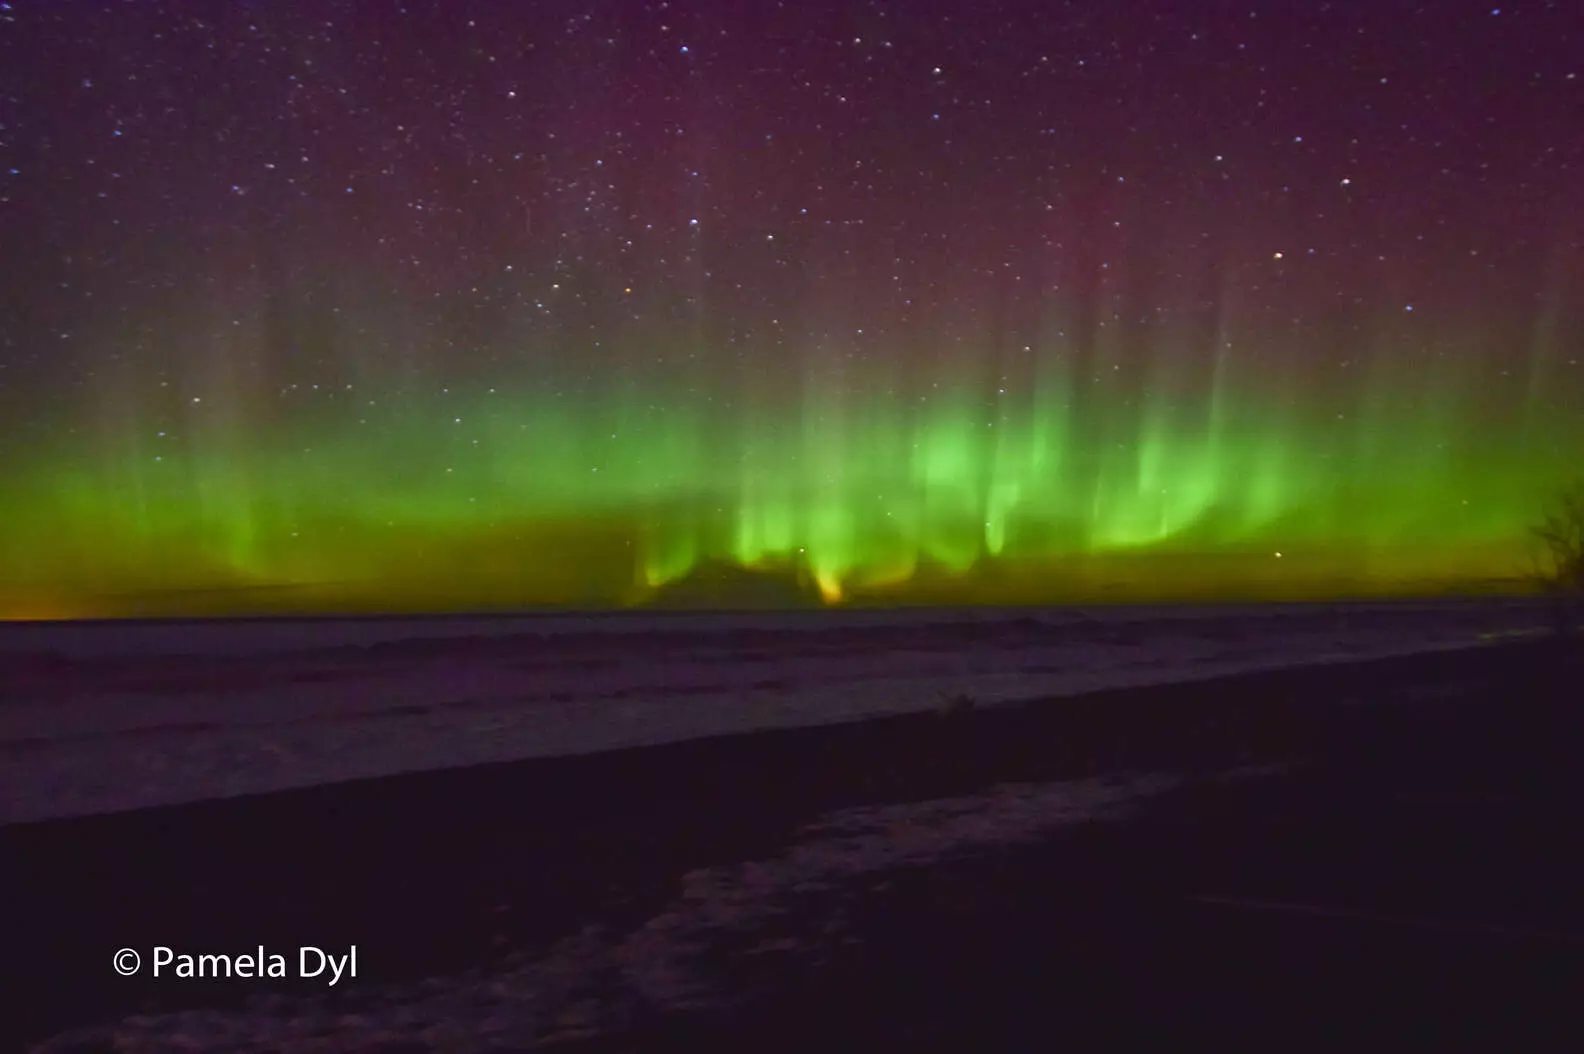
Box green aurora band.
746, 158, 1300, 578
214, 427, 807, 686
2, 313, 1578, 619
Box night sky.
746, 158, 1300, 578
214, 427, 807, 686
1, 0, 1580, 617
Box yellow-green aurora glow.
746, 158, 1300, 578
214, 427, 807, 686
3, 1, 1581, 618
3, 313, 1578, 618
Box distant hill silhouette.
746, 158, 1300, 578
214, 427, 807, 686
643, 559, 825, 610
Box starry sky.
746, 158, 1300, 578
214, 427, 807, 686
1, 0, 1580, 617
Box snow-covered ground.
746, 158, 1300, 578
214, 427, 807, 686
27, 769, 1203, 1053
0, 599, 1553, 827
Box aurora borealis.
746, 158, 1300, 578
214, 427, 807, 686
1, 0, 1580, 618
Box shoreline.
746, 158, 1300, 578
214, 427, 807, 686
7, 635, 1580, 1049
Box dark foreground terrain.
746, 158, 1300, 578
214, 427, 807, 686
5, 634, 1582, 1051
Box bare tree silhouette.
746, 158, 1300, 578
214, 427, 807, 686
1532, 483, 1584, 638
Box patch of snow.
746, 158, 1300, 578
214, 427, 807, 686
28, 769, 1221, 1053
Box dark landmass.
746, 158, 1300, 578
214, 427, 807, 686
644, 558, 826, 609
5, 635, 1582, 1050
